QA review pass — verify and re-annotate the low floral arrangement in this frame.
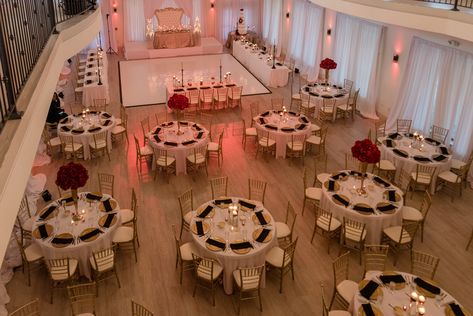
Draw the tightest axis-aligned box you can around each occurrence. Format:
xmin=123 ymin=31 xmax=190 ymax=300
xmin=168 ymin=94 xmax=189 ymax=111
xmin=351 ymin=139 xmax=380 ymax=164
xmin=320 ymin=58 xmax=337 ymax=70
xmin=55 ymin=162 xmax=89 ymax=191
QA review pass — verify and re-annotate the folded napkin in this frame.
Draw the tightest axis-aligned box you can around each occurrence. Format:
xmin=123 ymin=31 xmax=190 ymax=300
xmin=179 ymin=121 xmax=189 ymax=126
xmin=258 ymin=117 xmax=266 ymax=125
xmin=288 ymin=111 xmax=297 ymax=116
xmin=373 ymin=176 xmax=390 ymax=187
xmin=281 ymin=127 xmax=295 ymax=132
xmin=413 ymin=156 xmax=432 ymax=162
xmin=174 ymin=88 xmax=184 ymax=92
xmin=319 ymin=82 xmax=328 ymax=86
xmin=40 ymin=206 xmax=57 ymax=220
xmin=86 ymin=79 xmax=93 ymax=84
xmin=89 ymin=111 xmax=98 ymax=114
xmin=433 ymin=154 xmax=447 ymax=162
xmin=86 ymin=193 xmax=102 ymax=201
xmin=193 ymin=124 xmax=202 ymax=131
xmin=265 ymin=124 xmax=278 ymax=130
xmin=88 ymin=126 xmax=101 ymax=133
xmin=187 ymin=87 xmax=198 ymax=90
xmin=102 ymin=199 xmax=114 ymax=212
xmin=405 ymin=133 xmax=414 ymax=138
xmin=52 ymin=237 xmax=73 ymax=245
xmin=214 ymin=198 xmax=232 ymax=205
xmin=261 ymin=111 xmax=270 ymax=117
xmin=238 ymin=200 xmax=256 ymax=210
xmin=377 ymin=204 xmax=397 ymax=213
xmin=225 ymin=84 xmax=236 ymax=87
xmin=389 ymin=132 xmax=400 ymax=139
xmin=331 ymin=172 xmax=347 ymax=180
xmin=334 ymin=93 xmax=345 ymax=98
xmin=80 ymin=228 xmax=102 ymax=241
xmin=182 ymin=140 xmax=196 ymax=146
xmin=296 ymin=123 xmax=307 ymax=130
xmin=360 ymin=280 xmax=379 ymax=299
xmin=154 ymin=135 xmax=161 ymax=143
xmin=88 ymin=58 xmax=94 ymax=62
xmin=254 ymin=211 xmax=268 ymax=225
xmin=101 ymin=112 xmax=112 ymax=118
xmin=300 ymin=117 xmax=309 ymax=123
xmin=350 ymin=171 xmax=364 ymax=177
xmin=309 ymin=92 xmax=319 ymax=97
xmin=393 ymin=149 xmax=409 ymax=158
xmin=327 ymin=180 xmax=336 ymax=192
xmin=196 ymin=131 xmax=204 ymax=139
xmin=206 ymin=238 xmax=226 ymax=250
xmin=385 ymin=139 xmax=394 ymax=148
xmin=449 ymin=303 xmax=466 ymax=316
xmin=379 ymin=274 xmax=405 ymax=284
xmin=86 ymin=71 xmax=93 ymax=76
xmin=440 ymin=147 xmax=450 ymax=155
xmin=353 ymin=205 xmax=374 ymax=213
xmin=321 ymin=95 xmax=333 ymax=99
xmin=164 ymin=141 xmax=178 ymax=147
xmin=308 ymin=83 xmax=316 ymax=87
xmin=61 ymin=196 xmax=74 ymax=204
xmin=38 ymin=224 xmax=49 ymax=239
xmin=153 ymin=127 xmax=161 ymax=135
xmin=87 ymin=64 xmax=93 ymax=68
xmin=276 ymin=62 xmax=283 ymax=66
xmin=162 ymin=121 xmax=174 ymax=127
xmin=200 ymin=86 xmax=210 ymax=89
xmin=425 ymin=137 xmax=440 ymax=146
xmin=414 ymin=277 xmax=441 ymax=295
xmin=304 ymin=87 xmax=310 ymax=92
xmin=333 ymin=194 xmax=349 ymax=207
xmin=361 ymin=304 xmax=376 ymax=316
xmin=195 ymin=221 xmax=205 ymax=236
xmin=198 ymin=205 xmax=213 ymax=218
xmin=60 ymin=117 xmax=69 ymax=124
xmin=230 ymin=241 xmax=253 ymax=250
xmin=102 ymin=119 xmax=112 ymax=126
xmin=213 ymin=85 xmax=223 ymax=89
xmin=387 ymin=190 xmax=397 ymax=202
xmin=102 ymin=214 xmax=116 ymax=228
xmin=256 ymin=228 xmax=271 ymax=242
xmin=71 ymin=129 xmax=84 ymax=134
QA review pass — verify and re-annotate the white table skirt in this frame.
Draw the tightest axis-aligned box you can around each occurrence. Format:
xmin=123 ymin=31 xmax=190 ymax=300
xmin=191 ymin=197 xmax=278 ymax=295
xmin=82 ymin=50 xmax=110 ymax=107
xmin=232 ymin=41 xmax=289 ymax=88
xmin=147 ymin=121 xmax=209 ymax=175
xmin=32 ymin=193 xmax=121 ymax=279
xmin=253 ymin=111 xmax=312 ymax=158
xmin=380 ymin=135 xmax=452 ymax=194
xmin=165 ymin=82 xmax=239 ymax=102
xmin=300 ymin=84 xmax=349 ymax=121
xmin=320 ymin=171 xmax=403 ymax=244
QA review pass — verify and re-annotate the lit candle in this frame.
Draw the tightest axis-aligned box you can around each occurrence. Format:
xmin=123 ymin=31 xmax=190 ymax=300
xmin=411 ymin=292 xmax=418 ymax=301
xmin=418 ymin=295 xmax=425 ymax=304
xmin=232 ymin=210 xmax=237 ymax=217
xmin=418 ymin=306 xmax=425 ymax=315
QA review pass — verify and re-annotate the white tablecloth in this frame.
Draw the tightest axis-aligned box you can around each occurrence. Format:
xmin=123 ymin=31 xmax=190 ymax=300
xmin=191 ymin=197 xmax=278 ymax=294
xmin=253 ymin=110 xmax=312 ymax=158
xmin=232 ymin=41 xmax=289 ymax=88
xmin=320 ymin=171 xmax=403 ymax=244
xmin=300 ymin=84 xmax=349 ymax=121
xmin=165 ymin=82 xmax=239 ymax=101
xmin=82 ymin=50 xmax=110 ymax=107
xmin=57 ymin=112 xmax=116 ymax=160
xmin=351 ymin=271 xmax=467 ymax=316
xmin=147 ymin=121 xmax=209 ymax=175
xmin=32 ymin=193 xmax=121 ymax=279
xmin=380 ymin=134 xmax=452 ymax=194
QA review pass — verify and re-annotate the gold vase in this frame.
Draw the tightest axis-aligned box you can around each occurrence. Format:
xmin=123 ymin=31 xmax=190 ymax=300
xmin=356 ymin=162 xmax=368 ymax=196
xmin=176 ymin=110 xmax=184 ymax=135
xmin=71 ymin=189 xmax=83 ymax=221
xmin=324 ymin=69 xmax=330 ymax=91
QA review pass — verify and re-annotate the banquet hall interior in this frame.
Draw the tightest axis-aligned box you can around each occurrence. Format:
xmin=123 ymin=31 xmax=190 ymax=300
xmin=1 ymin=0 xmax=473 ymax=315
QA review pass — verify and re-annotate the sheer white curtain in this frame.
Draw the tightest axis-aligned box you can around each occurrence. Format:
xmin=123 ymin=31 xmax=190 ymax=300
xmin=124 ymin=0 xmax=146 ymax=41
xmin=215 ymin=0 xmax=261 ymax=44
xmin=287 ymin=0 xmax=324 ymax=82
xmin=262 ymin=0 xmax=282 ymax=47
xmin=332 ymin=14 xmax=384 ymax=119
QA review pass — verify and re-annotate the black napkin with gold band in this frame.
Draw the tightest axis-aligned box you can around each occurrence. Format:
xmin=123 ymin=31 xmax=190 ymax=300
xmin=360 ymin=280 xmax=379 ymax=299
xmin=103 ymin=214 xmax=115 ymax=228
xmin=333 ymin=194 xmax=349 ymax=207
xmin=80 ymin=228 xmax=102 ymax=241
xmin=164 ymin=141 xmax=178 ymax=147
xmin=38 ymin=224 xmax=49 ymax=239
xmin=255 ymin=211 xmax=268 ymax=225
xmin=379 ymin=274 xmax=405 ymax=284
xmin=373 ymin=176 xmax=390 ymax=187
xmin=206 ymin=238 xmax=225 ymax=250
xmin=449 ymin=303 xmax=466 ymax=316
xmin=327 ymin=180 xmax=336 ymax=192
xmin=387 ymin=190 xmax=397 ymax=202
xmin=353 ymin=205 xmax=373 ymax=213
xmin=238 ymin=200 xmax=256 ymax=210
xmin=361 ymin=304 xmax=376 ymax=316
xmin=198 ymin=205 xmax=213 ymax=218
xmin=52 ymin=237 xmax=73 ymax=245
xmin=393 ymin=149 xmax=408 ymax=158
xmin=154 ymin=135 xmax=161 ymax=143
xmin=196 ymin=221 xmax=204 ymax=236
xmin=414 ymin=277 xmax=441 ymax=295
xmin=102 ymin=199 xmax=114 ymax=212
xmin=440 ymin=147 xmax=449 ymax=155
xmin=230 ymin=241 xmax=253 ymax=250
xmin=182 ymin=140 xmax=196 ymax=146
xmin=256 ymin=229 xmax=271 ymax=242
xmin=377 ymin=204 xmax=396 ymax=212
xmin=214 ymin=198 xmax=232 ymax=205
xmin=40 ymin=205 xmax=57 ymax=220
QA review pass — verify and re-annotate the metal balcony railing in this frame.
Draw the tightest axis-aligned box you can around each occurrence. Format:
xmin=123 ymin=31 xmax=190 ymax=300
xmin=417 ymin=0 xmax=473 ymax=10
xmin=0 ymin=0 xmax=97 ymax=132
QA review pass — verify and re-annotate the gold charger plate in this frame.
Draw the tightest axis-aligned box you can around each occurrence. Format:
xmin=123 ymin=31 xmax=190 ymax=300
xmin=357 ymin=304 xmax=383 ymax=316
xmin=323 ymin=180 xmax=340 ymax=191
xmin=85 ymin=192 xmax=103 ymax=203
xmin=238 ymin=199 xmax=257 ymax=212
xmin=38 ymin=206 xmax=58 ymax=220
xmin=195 ymin=205 xmax=216 ymax=218
xmin=79 ymin=227 xmax=100 ymax=242
xmin=98 ymin=199 xmax=118 ymax=212
xmin=358 ymin=279 xmax=383 ymax=300
xmin=353 ymin=203 xmax=374 ymax=215
xmin=415 ymin=277 xmax=440 ymax=298
xmin=381 ymin=271 xmax=405 ymax=290
xmin=205 ymin=236 xmax=225 ymax=252
xmin=383 ymin=190 xmax=402 ymax=202
xmin=51 ymin=233 xmax=74 ymax=248
xmin=60 ymin=194 xmax=75 ymax=206
xmin=32 ymin=224 xmax=53 ymax=239
xmin=191 ymin=221 xmax=210 ymax=235
xmin=252 ymin=227 xmax=273 ymax=243
xmin=332 ymin=194 xmax=350 ymax=206
xmin=252 ymin=212 xmax=271 ymax=226
xmin=231 ymin=239 xmax=251 ymax=255
xmin=99 ymin=213 xmax=118 ymax=228
xmin=445 ymin=304 xmax=471 ymax=316
xmin=376 ymin=202 xmax=397 ymax=215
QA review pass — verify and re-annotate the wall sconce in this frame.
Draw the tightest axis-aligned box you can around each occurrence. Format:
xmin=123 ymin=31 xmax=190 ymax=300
xmin=210 ymin=3 xmax=214 ymax=8
xmin=113 ymin=7 xmax=117 ymax=13
xmin=327 ymin=28 xmax=331 ymax=36
xmin=113 ymin=2 xmax=117 ymax=13
xmin=286 ymin=12 xmax=290 ymax=18
xmin=393 ymin=54 xmax=399 ymax=62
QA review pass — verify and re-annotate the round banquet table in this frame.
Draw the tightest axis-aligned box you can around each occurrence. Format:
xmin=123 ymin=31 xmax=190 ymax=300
xmin=253 ymin=110 xmax=312 ymax=158
xmin=320 ymin=170 xmax=403 ymax=244
xmin=351 ymin=271 xmax=470 ymax=316
xmin=57 ymin=112 xmax=116 ymax=160
xmin=32 ymin=192 xmax=121 ymax=279
xmin=300 ymin=83 xmax=349 ymax=121
xmin=190 ymin=197 xmax=278 ymax=294
xmin=380 ymin=133 xmax=452 ymax=194
xmin=147 ymin=121 xmax=209 ymax=175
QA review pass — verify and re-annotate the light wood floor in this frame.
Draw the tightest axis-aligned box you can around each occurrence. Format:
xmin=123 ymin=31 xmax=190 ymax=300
xmin=6 ymin=52 xmax=473 ymax=315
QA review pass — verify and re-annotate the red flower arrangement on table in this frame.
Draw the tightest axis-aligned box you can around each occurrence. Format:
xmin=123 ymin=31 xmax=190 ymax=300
xmin=351 ymin=139 xmax=380 ymax=195
xmin=168 ymin=94 xmax=190 ymax=135
xmin=320 ymin=58 xmax=338 ymax=70
xmin=55 ymin=162 xmax=89 ymax=218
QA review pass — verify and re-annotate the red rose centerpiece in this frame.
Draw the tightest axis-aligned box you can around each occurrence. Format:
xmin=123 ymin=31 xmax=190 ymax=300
xmin=319 ymin=58 xmax=338 ymax=90
xmin=351 ymin=138 xmax=380 ymax=195
xmin=168 ymin=93 xmax=189 ymax=135
xmin=55 ymin=162 xmax=89 ymax=219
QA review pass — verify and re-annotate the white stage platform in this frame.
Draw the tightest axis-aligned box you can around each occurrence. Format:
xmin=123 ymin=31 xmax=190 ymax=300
xmin=124 ymin=37 xmax=223 ymax=60
xmin=119 ymin=54 xmax=270 ymax=107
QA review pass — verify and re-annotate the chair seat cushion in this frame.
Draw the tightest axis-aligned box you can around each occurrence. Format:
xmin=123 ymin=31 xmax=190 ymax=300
xmin=157 ymin=156 xmax=176 ymax=167
xmin=89 ymin=254 xmax=114 ymax=272
xmin=379 ymin=160 xmax=396 ymax=171
xmin=317 ymin=215 xmax=341 ymax=232
xmin=311 ymin=124 xmax=321 ymax=132
xmin=306 ymin=135 xmax=321 ymax=145
xmin=90 ymin=139 xmax=107 ymax=149
xmin=322 ymin=107 xmax=334 ymax=114
xmin=25 ymin=243 xmax=43 ymax=262
xmin=317 ymin=173 xmax=331 ymax=184
xmin=287 ymin=141 xmax=304 ymax=151
xmin=184 ymin=212 xmax=193 ymax=224
xmin=275 ymin=222 xmax=291 ymax=238
xmin=383 ymin=226 xmax=411 ymax=243
xmin=336 ymin=279 xmax=358 ymax=302
xmin=438 ymin=171 xmax=461 ymax=183
xmin=292 ymin=93 xmax=301 ymax=100
xmin=401 ymin=206 xmax=423 ymax=222
xmin=197 ymin=261 xmax=223 ymax=281
xmin=187 ymin=153 xmax=205 ymax=164
xmin=180 ymin=241 xmax=197 ymax=262
xmin=115 ymin=118 xmax=122 ymax=126
xmin=207 ymin=142 xmax=219 ymax=151
xmin=265 ymin=246 xmax=290 ymax=268
xmin=245 ymin=128 xmax=257 ymax=136
xmin=111 ymin=126 xmax=125 ymax=134
xmin=22 ymin=217 xmax=34 ymax=231
xmin=233 ymin=270 xmax=260 ymax=289
xmin=451 ymin=159 xmax=466 ymax=170
xmin=50 ymin=258 xmax=78 ymax=281
xmin=259 ymin=137 xmax=276 ymax=147
xmin=49 ymin=137 xmax=61 ymax=147
xmin=410 ymin=172 xmax=432 ymax=185
xmin=305 ymin=187 xmax=322 ymax=200
xmin=141 ymin=145 xmax=153 ymax=156
xmin=112 ymin=226 xmax=134 ymax=243
xmin=119 ymin=209 xmax=134 ymax=223
xmin=344 ymin=227 xmax=367 ymax=242
xmin=64 ymin=143 xmax=83 ymax=152
xmin=337 ymin=104 xmax=352 ymax=111
xmin=329 ymin=311 xmax=351 ymax=316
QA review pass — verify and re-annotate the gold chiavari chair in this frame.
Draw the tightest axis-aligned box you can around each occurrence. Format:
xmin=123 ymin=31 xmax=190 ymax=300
xmin=186 ymin=89 xmax=200 ymax=112
xmin=13 ymin=233 xmax=43 ymax=286
xmin=286 ymin=134 xmax=306 ymax=163
xmin=210 ymin=176 xmax=228 ymax=199
xmin=89 ymin=247 xmax=121 ymax=295
xmin=362 ymin=245 xmax=389 ymax=278
xmin=255 ymin=129 xmax=276 ymax=158
xmin=265 ymin=238 xmax=298 ymax=293
xmin=311 ymin=115 xmax=324 ymax=136
xmin=291 ymin=86 xmax=302 ymax=110
xmin=133 ymin=135 xmax=153 ymax=173
xmin=302 ymin=168 xmax=322 ymax=216
xmin=314 ymin=153 xmax=330 ymax=186
xmin=186 ymin=144 xmax=208 ymax=178
xmin=183 ymin=110 xmax=197 ymax=122
xmin=374 ymin=120 xmax=386 ymax=145
xmin=299 ymin=103 xmax=315 ymax=118
xmin=233 ymin=265 xmax=264 ymax=314
xmin=140 ymin=117 xmax=151 ymax=144
xmin=306 ymin=126 xmax=328 ymax=155
xmin=67 ymin=282 xmax=96 ymax=316
xmin=241 ymin=118 xmax=257 ymax=149
xmin=213 ymin=87 xmax=228 ymax=110
xmin=112 ymin=217 xmax=139 ymax=262
xmin=207 ymin=130 xmax=224 ymax=168
xmin=42 ymin=127 xmax=61 ymax=155
xmin=152 ymin=147 xmax=176 ymax=183
xmin=409 ymin=164 xmax=437 ymax=198
xmin=16 ymin=195 xmax=33 ymax=241
xmin=115 ymin=104 xmax=126 ymax=126
xmin=131 ymin=300 xmax=154 ymax=316
xmin=382 ymin=222 xmax=418 ymax=265
xmin=177 ymin=188 xmax=193 ymax=238
xmin=92 ymin=98 xmax=107 ymax=112
xmin=321 ymin=283 xmax=350 ymax=316
xmin=248 ymin=178 xmax=267 ymax=204
xmin=329 ymin=251 xmax=358 ymax=310
xmin=311 ymin=206 xmax=341 ymax=254
xmin=401 ymin=191 xmax=432 ymax=242
xmin=90 ymin=130 xmax=110 ymax=161
xmin=200 ymin=88 xmax=214 ymax=111
xmin=9 ymin=298 xmax=40 ymax=316
xmin=275 ymin=201 xmax=298 ymax=245
xmin=430 ymin=125 xmax=449 ymax=144
xmin=373 ymin=157 xmax=396 ymax=182
xmin=192 ymin=254 xmax=223 ymax=306
xmin=436 ymin=164 xmax=468 ymax=202
xmin=396 ymin=119 xmax=412 ymax=134
xmin=336 ymin=89 xmax=358 ymax=120
xmin=111 ymin=112 xmax=128 ymax=144
xmin=46 ymin=258 xmax=79 ymax=303
xmin=249 ymin=102 xmax=259 ymax=125
xmin=319 ymin=98 xmax=336 ymax=122
xmin=410 ymin=250 xmax=440 ymax=280
xmin=171 ymin=224 xmax=197 ymax=284
xmin=450 ymin=148 xmax=473 ymax=189
xmin=341 ymin=218 xmax=367 ymax=264
xmin=271 ymin=97 xmax=284 ymax=111
xmin=395 ymin=168 xmax=411 ymax=197
xmin=345 ymin=152 xmax=361 ymax=172
xmin=119 ymin=188 xmax=137 ymax=226
xmin=343 ymin=79 xmax=354 ymax=95
xmin=154 ymin=110 xmax=167 ymax=126
xmin=98 ymin=172 xmax=114 ymax=196
xmin=59 ymin=134 xmax=84 ymax=160
xmin=198 ymin=112 xmax=213 ymax=133
xmin=228 ymin=86 xmax=243 ymax=108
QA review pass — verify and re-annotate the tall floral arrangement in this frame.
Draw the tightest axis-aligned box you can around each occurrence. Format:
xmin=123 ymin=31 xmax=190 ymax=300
xmin=168 ymin=94 xmax=189 ymax=111
xmin=319 ymin=58 xmax=337 ymax=70
xmin=55 ymin=162 xmax=89 ymax=191
xmin=351 ymin=139 xmax=381 ymax=164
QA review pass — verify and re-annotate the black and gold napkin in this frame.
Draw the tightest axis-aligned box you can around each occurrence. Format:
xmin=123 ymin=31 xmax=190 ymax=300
xmin=164 ymin=141 xmax=178 ymax=147
xmin=238 ymin=200 xmax=256 ymax=210
xmin=387 ymin=190 xmax=397 ymax=202
xmin=102 ymin=214 xmax=116 ymax=228
xmin=86 ymin=193 xmax=102 ymax=201
xmin=52 ymin=237 xmax=74 ymax=245
xmin=353 ymin=205 xmax=373 ymax=213
xmin=101 ymin=112 xmax=111 ymax=118
xmin=331 ymin=172 xmax=347 ymax=180
xmin=361 ymin=303 xmax=376 ymax=316
xmin=182 ymin=140 xmax=196 ymax=146
xmin=206 ymin=238 xmax=226 ymax=250
xmin=379 ymin=274 xmax=405 ymax=284
xmin=214 ymin=198 xmax=232 ymax=205
xmin=254 ymin=211 xmax=268 ymax=225
xmin=38 ymin=224 xmax=49 ymax=239
xmin=71 ymin=129 xmax=84 ymax=134
xmin=414 ymin=277 xmax=441 ymax=295
xmin=385 ymin=139 xmax=394 ymax=148
xmin=102 ymin=199 xmax=114 ymax=212
xmin=360 ymin=280 xmax=379 ymax=299
xmin=88 ymin=126 xmax=101 ymax=133
xmin=281 ymin=127 xmax=295 ymax=132
xmin=393 ymin=149 xmax=408 ymax=158
xmin=295 ymin=123 xmax=307 ymax=130
xmin=413 ymin=156 xmax=431 ymax=163
xmin=440 ymin=147 xmax=450 ymax=155
xmin=300 ymin=117 xmax=309 ymax=124
xmin=327 ymin=180 xmax=336 ymax=192
xmin=334 ymin=93 xmax=344 ymax=98
xmin=256 ymin=228 xmax=271 ymax=242
xmin=154 ymin=135 xmax=161 ymax=143
xmin=193 ymin=124 xmax=202 ymax=131
xmin=373 ymin=176 xmax=390 ymax=187
xmin=309 ymin=92 xmax=319 ymax=97
xmin=153 ymin=127 xmax=161 ymax=134
xmin=102 ymin=119 xmax=112 ymax=126
xmin=258 ymin=117 xmax=266 ymax=125
xmin=198 ymin=205 xmax=213 ymax=218
xmin=377 ymin=204 xmax=396 ymax=213
xmin=265 ymin=124 xmax=278 ymax=130
xmin=449 ymin=303 xmax=466 ymax=316
xmin=80 ymin=228 xmax=102 ymax=241
xmin=61 ymin=196 xmax=74 ymax=204
xmin=230 ymin=241 xmax=253 ymax=250
xmin=196 ymin=131 xmax=204 ymax=139
xmin=261 ymin=111 xmax=270 ymax=117
xmin=333 ymin=194 xmax=349 ymax=207
xmin=388 ymin=132 xmax=400 ymax=140
xmin=433 ymin=154 xmax=447 ymax=162
xmin=40 ymin=205 xmax=57 ymax=220
xmin=425 ymin=137 xmax=440 ymax=146
xmin=195 ymin=221 xmax=205 ymax=236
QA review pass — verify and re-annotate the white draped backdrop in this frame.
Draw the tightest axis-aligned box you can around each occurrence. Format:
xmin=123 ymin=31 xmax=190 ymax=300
xmin=332 ymin=14 xmax=383 ymax=119
xmin=262 ymin=0 xmax=282 ymax=51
